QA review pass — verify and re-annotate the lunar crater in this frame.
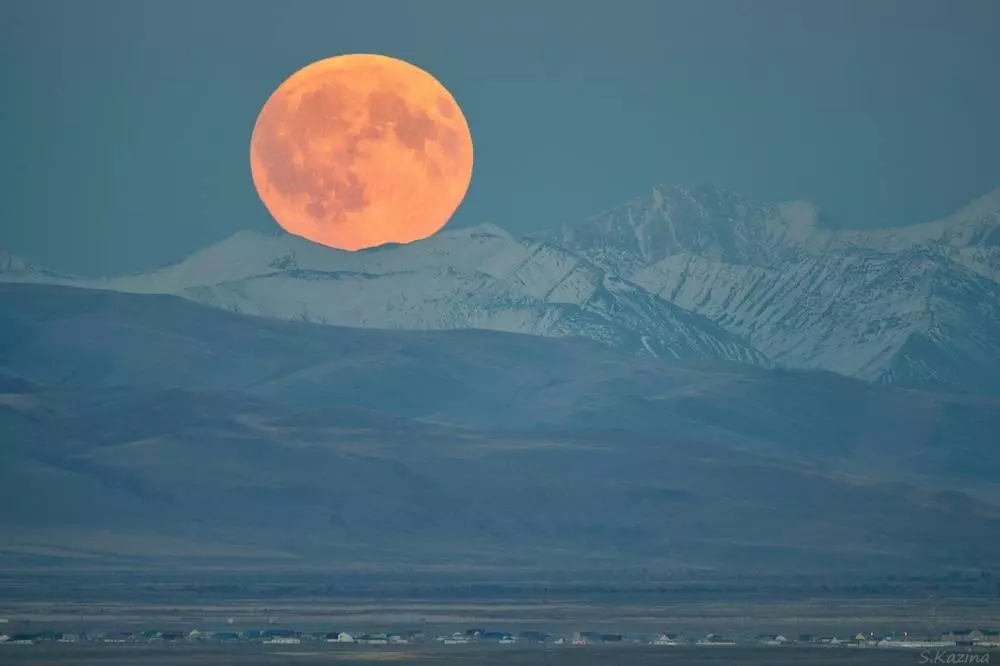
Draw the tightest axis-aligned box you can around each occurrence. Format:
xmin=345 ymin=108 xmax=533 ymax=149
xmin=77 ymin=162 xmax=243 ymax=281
xmin=250 ymin=54 xmax=473 ymax=250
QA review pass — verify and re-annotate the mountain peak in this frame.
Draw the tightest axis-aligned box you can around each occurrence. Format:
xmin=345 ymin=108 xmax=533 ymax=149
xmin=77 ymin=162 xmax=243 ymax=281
xmin=438 ymin=222 xmax=513 ymax=240
xmin=98 ymin=230 xmax=352 ymax=293
xmin=946 ymin=187 xmax=1000 ymax=222
xmin=537 ymin=182 xmax=821 ymax=273
xmin=838 ymin=186 xmax=1000 ymax=253
xmin=931 ymin=187 xmax=1000 ymax=247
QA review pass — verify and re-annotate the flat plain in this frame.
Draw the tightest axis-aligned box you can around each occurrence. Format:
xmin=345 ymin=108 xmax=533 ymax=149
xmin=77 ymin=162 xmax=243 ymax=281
xmin=1 ymin=643 xmax=986 ymax=666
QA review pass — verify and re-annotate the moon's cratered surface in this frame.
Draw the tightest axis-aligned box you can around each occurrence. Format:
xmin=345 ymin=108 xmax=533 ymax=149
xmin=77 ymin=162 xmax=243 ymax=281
xmin=250 ymin=54 xmax=474 ymax=250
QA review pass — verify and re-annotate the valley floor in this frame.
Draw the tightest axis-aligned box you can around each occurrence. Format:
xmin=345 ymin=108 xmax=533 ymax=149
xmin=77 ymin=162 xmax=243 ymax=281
xmin=2 ymin=643 xmax=997 ymax=666
xmin=3 ymin=570 xmax=998 ymax=664
xmin=1 ymin=595 xmax=999 ymax=645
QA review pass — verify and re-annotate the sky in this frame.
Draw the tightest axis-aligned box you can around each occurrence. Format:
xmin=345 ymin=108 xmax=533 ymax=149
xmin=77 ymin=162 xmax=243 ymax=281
xmin=2 ymin=0 xmax=999 ymax=276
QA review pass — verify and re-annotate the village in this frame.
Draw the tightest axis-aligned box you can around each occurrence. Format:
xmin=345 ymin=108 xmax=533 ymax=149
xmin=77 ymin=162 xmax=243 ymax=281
xmin=1 ymin=624 xmax=998 ymax=651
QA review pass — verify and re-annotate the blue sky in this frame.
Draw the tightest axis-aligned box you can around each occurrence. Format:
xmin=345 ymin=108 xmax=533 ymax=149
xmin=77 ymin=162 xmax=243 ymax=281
xmin=2 ymin=0 xmax=999 ymax=275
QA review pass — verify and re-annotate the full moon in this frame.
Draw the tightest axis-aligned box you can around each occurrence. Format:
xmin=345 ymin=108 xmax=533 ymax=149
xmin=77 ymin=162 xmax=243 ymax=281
xmin=250 ymin=54 xmax=474 ymax=250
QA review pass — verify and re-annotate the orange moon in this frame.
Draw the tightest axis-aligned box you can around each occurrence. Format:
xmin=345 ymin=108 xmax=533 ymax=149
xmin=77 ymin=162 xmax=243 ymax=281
xmin=250 ymin=54 xmax=474 ymax=250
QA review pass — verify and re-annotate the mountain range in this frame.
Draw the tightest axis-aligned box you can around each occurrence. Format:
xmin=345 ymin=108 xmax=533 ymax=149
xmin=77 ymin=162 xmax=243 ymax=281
xmin=4 ymin=183 xmax=999 ymax=393
xmin=2 ymin=283 xmax=999 ymax=572
xmin=541 ymin=184 xmax=1000 ymax=392
xmin=2 ymin=183 xmax=1000 ymax=572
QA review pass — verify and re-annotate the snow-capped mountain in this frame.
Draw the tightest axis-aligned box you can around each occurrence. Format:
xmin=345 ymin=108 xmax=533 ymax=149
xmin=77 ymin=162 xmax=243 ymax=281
xmin=0 ymin=225 xmax=765 ymax=365
xmin=540 ymin=184 xmax=1000 ymax=392
xmin=836 ymin=187 xmax=1000 ymax=252
xmin=831 ymin=188 xmax=1000 ymax=282
xmin=5 ymin=183 xmax=1000 ymax=391
xmin=537 ymin=184 xmax=830 ymax=274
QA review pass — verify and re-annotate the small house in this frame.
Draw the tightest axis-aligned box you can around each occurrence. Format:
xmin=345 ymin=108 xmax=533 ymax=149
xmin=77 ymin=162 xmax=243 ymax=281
xmin=652 ymin=632 xmax=681 ymax=645
xmin=356 ymin=633 xmax=389 ymax=645
xmin=263 ymin=636 xmax=301 ymax=645
xmin=572 ymin=631 xmax=602 ymax=645
xmin=697 ymin=633 xmax=736 ymax=645
xmin=977 ymin=629 xmax=1000 ymax=647
xmin=942 ymin=629 xmax=985 ymax=644
xmin=757 ymin=633 xmax=788 ymax=646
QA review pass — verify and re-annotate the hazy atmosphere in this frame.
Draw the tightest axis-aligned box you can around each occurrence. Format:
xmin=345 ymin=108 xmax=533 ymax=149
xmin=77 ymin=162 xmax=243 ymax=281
xmin=2 ymin=0 xmax=1000 ymax=274
xmin=2 ymin=1 xmax=999 ymax=663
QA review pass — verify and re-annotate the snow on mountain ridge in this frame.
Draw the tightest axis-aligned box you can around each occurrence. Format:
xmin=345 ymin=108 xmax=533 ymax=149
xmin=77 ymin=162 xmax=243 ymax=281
xmin=0 ymin=223 xmax=766 ymax=366
xmin=176 ymin=258 xmax=763 ymax=364
xmin=548 ymin=184 xmax=1000 ymax=393
xmin=542 ymin=183 xmax=1000 ymax=278
xmin=5 ymin=183 xmax=999 ymax=391
xmin=920 ymin=187 xmax=1000 ymax=247
xmin=833 ymin=198 xmax=1000 ymax=251
xmin=93 ymin=223 xmax=522 ymax=294
xmin=537 ymin=183 xmax=829 ymax=273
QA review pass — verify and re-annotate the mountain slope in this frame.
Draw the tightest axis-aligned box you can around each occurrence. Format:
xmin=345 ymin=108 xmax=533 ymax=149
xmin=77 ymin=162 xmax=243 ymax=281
xmin=4 ymin=183 xmax=1000 ymax=392
xmin=3 ymin=284 xmax=999 ymax=486
xmin=537 ymin=183 xmax=828 ymax=273
xmin=631 ymin=247 xmax=1000 ymax=391
xmin=7 ymin=379 xmax=999 ymax=572
xmin=0 ymin=226 xmax=766 ymax=365
xmin=2 ymin=283 xmax=1000 ymax=571
xmin=540 ymin=184 xmax=1000 ymax=392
